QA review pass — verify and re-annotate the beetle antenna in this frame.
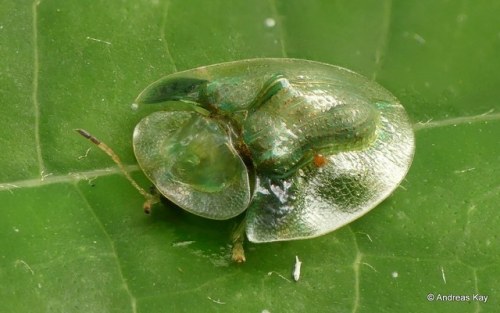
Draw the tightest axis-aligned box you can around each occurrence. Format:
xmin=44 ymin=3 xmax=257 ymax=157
xmin=75 ymin=129 xmax=159 ymax=213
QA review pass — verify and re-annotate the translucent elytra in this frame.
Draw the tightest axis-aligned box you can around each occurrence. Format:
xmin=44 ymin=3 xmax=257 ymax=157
xmin=133 ymin=58 xmax=415 ymax=243
xmin=133 ymin=111 xmax=251 ymax=220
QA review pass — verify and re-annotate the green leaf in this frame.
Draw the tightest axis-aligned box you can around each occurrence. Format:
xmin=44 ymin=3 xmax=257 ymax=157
xmin=1 ymin=1 xmax=498 ymax=312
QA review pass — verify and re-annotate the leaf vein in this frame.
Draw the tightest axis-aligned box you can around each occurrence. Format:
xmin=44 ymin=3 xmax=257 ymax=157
xmin=0 ymin=165 xmax=140 ymax=192
xmin=269 ymin=0 xmax=288 ymax=57
xmin=32 ymin=0 xmax=44 ymax=177
xmin=472 ymin=268 xmax=481 ymax=313
xmin=350 ymin=227 xmax=362 ymax=313
xmin=413 ymin=109 xmax=500 ymax=131
xmin=372 ymin=0 xmax=393 ymax=81
xmin=160 ymin=0 xmax=178 ymax=72
xmin=74 ymin=184 xmax=137 ymax=313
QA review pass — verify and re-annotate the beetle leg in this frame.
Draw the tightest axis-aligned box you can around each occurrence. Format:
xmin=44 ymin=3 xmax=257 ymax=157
xmin=75 ymin=129 xmax=160 ymax=213
xmin=231 ymin=218 xmax=247 ymax=263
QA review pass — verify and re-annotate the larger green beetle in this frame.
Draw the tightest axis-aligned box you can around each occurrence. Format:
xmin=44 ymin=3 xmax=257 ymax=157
xmin=79 ymin=58 xmax=415 ymax=262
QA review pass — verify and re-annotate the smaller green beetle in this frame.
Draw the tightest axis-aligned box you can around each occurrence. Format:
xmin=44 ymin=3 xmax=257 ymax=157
xmin=78 ymin=58 xmax=415 ymax=262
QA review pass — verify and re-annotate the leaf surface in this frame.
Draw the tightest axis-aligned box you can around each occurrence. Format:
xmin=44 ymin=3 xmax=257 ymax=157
xmin=1 ymin=1 xmax=499 ymax=312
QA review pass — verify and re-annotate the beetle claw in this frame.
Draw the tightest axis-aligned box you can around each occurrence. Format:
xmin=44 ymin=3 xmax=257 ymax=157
xmin=231 ymin=242 xmax=246 ymax=263
xmin=143 ymin=192 xmax=160 ymax=215
xmin=143 ymin=203 xmax=151 ymax=214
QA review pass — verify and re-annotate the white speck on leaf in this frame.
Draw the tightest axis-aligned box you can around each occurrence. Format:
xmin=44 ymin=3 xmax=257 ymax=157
xmin=441 ymin=266 xmax=447 ymax=284
xmin=15 ymin=260 xmax=34 ymax=275
xmin=413 ymin=33 xmax=426 ymax=44
xmin=293 ymin=256 xmax=302 ymax=281
xmin=78 ymin=147 xmax=91 ymax=160
xmin=207 ymin=296 xmax=226 ymax=305
xmin=392 ymin=271 xmax=398 ymax=278
xmin=172 ymin=241 xmax=196 ymax=247
xmin=40 ymin=171 xmax=53 ymax=181
xmin=86 ymin=36 xmax=111 ymax=45
xmin=357 ymin=231 xmax=373 ymax=242
xmin=362 ymin=262 xmax=377 ymax=272
xmin=265 ymin=18 xmax=276 ymax=28
xmin=454 ymin=167 xmax=476 ymax=174
xmin=268 ymin=271 xmax=291 ymax=282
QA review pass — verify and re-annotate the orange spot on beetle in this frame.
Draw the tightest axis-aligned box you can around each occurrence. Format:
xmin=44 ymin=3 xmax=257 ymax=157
xmin=313 ymin=154 xmax=327 ymax=167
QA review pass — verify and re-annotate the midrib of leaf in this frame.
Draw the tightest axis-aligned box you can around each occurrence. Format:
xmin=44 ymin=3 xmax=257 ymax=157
xmin=0 ymin=165 xmax=140 ymax=191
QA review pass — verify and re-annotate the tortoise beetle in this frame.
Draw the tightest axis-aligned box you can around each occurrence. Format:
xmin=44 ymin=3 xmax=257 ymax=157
xmin=78 ymin=58 xmax=415 ymax=262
